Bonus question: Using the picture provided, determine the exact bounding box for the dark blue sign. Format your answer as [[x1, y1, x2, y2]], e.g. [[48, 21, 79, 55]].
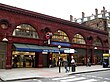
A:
[[51, 42, 71, 47]]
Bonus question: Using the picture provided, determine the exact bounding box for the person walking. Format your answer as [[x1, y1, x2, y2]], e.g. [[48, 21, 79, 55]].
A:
[[49, 58, 52, 68], [71, 56, 76, 72], [63, 58, 69, 73], [23, 56, 26, 67], [53, 58, 56, 67], [87, 57, 91, 67], [67, 56, 71, 71]]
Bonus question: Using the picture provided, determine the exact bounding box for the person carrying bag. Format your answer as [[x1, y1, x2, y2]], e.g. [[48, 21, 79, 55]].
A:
[[71, 57, 76, 72]]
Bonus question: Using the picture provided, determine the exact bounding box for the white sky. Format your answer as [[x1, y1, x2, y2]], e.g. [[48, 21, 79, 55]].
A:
[[0, 0, 110, 21]]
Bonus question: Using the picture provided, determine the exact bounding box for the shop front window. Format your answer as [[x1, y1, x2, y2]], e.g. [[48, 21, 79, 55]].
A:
[[12, 51, 35, 68], [52, 30, 69, 42], [72, 34, 86, 44], [12, 24, 39, 38]]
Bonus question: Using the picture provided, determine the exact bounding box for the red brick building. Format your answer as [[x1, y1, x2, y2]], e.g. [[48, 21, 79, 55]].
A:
[[0, 3, 109, 69]]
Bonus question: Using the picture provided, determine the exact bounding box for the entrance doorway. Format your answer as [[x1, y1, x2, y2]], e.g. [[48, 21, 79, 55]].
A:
[[52, 53, 68, 67], [12, 51, 35, 68], [0, 42, 7, 69]]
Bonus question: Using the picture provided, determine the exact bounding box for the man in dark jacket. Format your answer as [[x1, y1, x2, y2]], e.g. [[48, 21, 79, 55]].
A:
[[63, 58, 69, 73]]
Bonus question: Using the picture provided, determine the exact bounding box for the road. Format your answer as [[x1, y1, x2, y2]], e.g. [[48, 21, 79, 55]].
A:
[[5, 70, 110, 82]]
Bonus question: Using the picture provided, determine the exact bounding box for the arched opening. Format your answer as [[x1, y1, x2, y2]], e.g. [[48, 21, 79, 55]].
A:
[[72, 34, 86, 44], [52, 30, 69, 42], [51, 30, 69, 67], [12, 24, 39, 38], [93, 38, 102, 46], [12, 24, 39, 68], [72, 34, 86, 65], [93, 38, 103, 64]]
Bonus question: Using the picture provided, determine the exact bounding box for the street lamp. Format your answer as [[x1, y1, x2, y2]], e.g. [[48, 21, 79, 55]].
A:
[[94, 47, 97, 49], [2, 37, 8, 42], [58, 45, 61, 73]]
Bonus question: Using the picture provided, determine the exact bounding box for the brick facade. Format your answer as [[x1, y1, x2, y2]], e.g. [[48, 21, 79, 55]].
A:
[[0, 3, 109, 69]]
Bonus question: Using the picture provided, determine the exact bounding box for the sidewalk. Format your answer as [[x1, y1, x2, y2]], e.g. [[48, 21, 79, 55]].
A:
[[0, 65, 110, 81]]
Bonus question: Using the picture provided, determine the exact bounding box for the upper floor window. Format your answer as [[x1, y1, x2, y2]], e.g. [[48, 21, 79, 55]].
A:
[[93, 38, 102, 46], [72, 34, 86, 44], [52, 30, 69, 42], [12, 24, 39, 38]]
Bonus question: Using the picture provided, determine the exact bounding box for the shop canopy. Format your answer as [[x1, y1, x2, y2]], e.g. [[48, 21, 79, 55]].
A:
[[13, 43, 73, 53]]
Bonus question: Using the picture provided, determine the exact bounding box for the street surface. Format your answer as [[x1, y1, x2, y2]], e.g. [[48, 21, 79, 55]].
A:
[[5, 70, 110, 82]]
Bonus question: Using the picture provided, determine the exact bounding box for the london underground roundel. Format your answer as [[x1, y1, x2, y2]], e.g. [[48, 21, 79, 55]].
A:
[[45, 32, 52, 39]]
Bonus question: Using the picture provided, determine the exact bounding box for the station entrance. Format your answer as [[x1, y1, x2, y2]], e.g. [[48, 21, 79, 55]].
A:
[[12, 51, 35, 68], [12, 43, 72, 68]]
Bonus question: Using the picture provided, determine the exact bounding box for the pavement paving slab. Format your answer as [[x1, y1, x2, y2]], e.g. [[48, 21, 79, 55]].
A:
[[0, 65, 110, 81]]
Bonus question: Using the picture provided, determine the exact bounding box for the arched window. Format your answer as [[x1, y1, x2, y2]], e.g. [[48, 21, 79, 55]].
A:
[[13, 24, 39, 38], [93, 38, 102, 46], [52, 30, 69, 42], [72, 34, 86, 44]]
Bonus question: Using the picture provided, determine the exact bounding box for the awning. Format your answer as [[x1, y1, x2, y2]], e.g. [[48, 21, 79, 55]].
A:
[[13, 43, 69, 53], [14, 43, 42, 52]]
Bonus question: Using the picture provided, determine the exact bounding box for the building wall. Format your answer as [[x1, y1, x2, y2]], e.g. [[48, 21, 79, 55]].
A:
[[0, 3, 109, 69], [0, 4, 108, 44]]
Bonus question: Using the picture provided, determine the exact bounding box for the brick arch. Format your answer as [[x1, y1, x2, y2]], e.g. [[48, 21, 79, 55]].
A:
[[93, 36, 103, 47], [50, 28, 60, 35], [12, 23, 39, 39], [73, 32, 86, 38], [72, 33, 87, 44], [52, 29, 70, 42], [8, 18, 43, 37]]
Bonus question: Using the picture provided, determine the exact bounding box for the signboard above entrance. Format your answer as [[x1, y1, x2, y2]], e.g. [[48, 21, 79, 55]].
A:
[[13, 43, 69, 53], [64, 49, 76, 53], [51, 42, 71, 47]]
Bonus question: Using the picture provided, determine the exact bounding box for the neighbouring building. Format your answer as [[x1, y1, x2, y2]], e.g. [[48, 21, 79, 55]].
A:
[[0, 3, 109, 69], [73, 7, 110, 54]]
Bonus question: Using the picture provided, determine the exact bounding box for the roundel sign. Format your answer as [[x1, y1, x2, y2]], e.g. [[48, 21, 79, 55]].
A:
[[45, 32, 52, 39]]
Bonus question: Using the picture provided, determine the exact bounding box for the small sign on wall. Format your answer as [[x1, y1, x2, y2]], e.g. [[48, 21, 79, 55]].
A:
[[109, 49, 110, 54]]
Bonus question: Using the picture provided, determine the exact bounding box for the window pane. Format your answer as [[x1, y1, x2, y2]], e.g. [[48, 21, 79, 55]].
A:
[[52, 30, 69, 42], [72, 34, 86, 44], [12, 24, 39, 38]]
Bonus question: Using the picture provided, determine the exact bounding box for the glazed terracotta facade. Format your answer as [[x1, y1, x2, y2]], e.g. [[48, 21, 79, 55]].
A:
[[0, 3, 109, 69]]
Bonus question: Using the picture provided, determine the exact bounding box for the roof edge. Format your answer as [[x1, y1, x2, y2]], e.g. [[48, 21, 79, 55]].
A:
[[0, 3, 108, 35]]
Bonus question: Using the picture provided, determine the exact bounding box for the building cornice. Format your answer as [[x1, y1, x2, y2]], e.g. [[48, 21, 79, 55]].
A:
[[0, 3, 108, 35]]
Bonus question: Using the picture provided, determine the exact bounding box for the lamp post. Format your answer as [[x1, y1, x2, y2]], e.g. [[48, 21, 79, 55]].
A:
[[58, 45, 61, 73], [2, 37, 8, 42], [2, 37, 8, 69]]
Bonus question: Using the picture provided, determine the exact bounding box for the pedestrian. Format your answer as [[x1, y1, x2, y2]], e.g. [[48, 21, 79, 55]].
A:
[[23, 56, 26, 67], [53, 58, 56, 67], [32, 56, 35, 67], [82, 58, 85, 65], [87, 57, 91, 67], [13, 56, 18, 68], [67, 56, 71, 71], [49, 58, 52, 68], [60, 58, 63, 66], [71, 56, 76, 72], [63, 58, 69, 73]]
